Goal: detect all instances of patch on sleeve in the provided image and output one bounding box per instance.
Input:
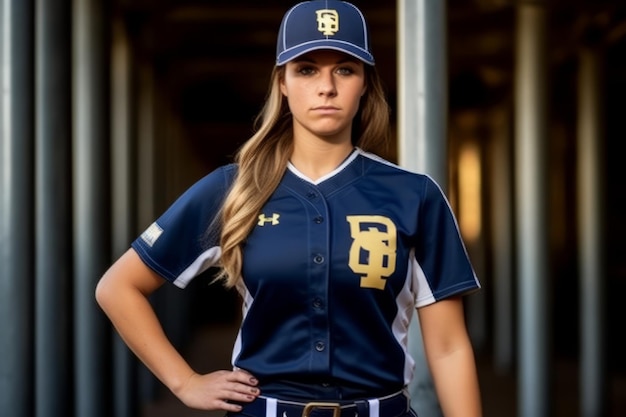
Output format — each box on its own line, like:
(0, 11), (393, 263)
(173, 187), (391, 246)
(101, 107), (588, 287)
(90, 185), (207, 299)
(140, 222), (164, 247)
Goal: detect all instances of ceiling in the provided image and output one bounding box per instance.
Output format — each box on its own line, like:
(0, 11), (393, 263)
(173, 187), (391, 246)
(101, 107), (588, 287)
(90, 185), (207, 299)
(110, 0), (626, 162)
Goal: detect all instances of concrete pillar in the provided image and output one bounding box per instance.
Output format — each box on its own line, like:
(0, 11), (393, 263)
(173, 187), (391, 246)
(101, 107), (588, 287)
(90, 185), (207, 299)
(397, 0), (447, 415)
(489, 109), (515, 373)
(577, 46), (607, 417)
(514, 3), (551, 417)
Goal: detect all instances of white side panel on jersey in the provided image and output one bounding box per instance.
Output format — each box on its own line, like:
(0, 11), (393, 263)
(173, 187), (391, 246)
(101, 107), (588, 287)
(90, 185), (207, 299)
(392, 255), (419, 386)
(411, 256), (436, 308)
(231, 281), (254, 366)
(172, 246), (221, 288)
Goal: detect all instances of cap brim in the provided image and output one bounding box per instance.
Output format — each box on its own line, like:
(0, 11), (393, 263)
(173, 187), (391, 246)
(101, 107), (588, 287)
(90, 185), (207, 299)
(276, 40), (375, 66)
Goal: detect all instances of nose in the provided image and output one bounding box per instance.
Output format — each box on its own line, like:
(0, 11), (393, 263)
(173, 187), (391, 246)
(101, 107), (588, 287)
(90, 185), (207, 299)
(318, 69), (337, 97)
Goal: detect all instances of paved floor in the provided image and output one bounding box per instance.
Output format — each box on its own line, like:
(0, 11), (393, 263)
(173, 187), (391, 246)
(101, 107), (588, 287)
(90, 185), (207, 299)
(142, 322), (626, 417)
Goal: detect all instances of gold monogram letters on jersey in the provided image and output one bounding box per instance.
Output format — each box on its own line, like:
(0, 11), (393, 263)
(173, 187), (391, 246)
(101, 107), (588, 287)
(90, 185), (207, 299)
(316, 9), (339, 36)
(258, 213), (280, 226)
(346, 215), (397, 290)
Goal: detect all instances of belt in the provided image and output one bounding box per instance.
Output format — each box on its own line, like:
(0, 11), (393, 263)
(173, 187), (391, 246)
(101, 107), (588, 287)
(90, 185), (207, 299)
(237, 390), (410, 417)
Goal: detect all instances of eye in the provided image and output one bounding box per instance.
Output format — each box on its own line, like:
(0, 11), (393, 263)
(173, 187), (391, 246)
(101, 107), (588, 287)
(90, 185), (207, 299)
(296, 65), (316, 76)
(336, 67), (354, 75)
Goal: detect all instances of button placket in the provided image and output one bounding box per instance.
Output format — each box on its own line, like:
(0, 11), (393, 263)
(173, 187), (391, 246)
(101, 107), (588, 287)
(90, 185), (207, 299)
(304, 185), (331, 368)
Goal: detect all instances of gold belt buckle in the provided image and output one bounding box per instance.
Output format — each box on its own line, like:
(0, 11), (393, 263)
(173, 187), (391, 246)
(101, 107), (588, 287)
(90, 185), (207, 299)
(302, 402), (341, 417)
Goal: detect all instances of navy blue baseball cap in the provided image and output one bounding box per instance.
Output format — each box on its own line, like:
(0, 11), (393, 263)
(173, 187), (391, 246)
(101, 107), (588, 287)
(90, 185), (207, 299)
(276, 0), (375, 66)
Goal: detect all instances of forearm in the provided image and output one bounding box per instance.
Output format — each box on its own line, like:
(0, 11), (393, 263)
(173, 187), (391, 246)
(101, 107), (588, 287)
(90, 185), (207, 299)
(418, 298), (482, 417)
(428, 344), (482, 417)
(100, 287), (195, 393)
(96, 251), (261, 412)
(95, 251), (196, 395)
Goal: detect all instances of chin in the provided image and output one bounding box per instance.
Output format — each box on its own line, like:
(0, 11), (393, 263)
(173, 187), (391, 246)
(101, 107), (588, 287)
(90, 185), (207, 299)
(313, 125), (351, 138)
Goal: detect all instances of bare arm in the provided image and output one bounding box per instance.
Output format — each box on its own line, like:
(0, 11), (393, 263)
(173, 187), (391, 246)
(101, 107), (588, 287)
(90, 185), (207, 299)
(417, 297), (482, 417)
(95, 248), (259, 411)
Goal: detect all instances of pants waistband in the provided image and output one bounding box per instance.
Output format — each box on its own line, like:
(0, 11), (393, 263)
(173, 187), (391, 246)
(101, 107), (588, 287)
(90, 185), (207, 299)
(237, 390), (410, 417)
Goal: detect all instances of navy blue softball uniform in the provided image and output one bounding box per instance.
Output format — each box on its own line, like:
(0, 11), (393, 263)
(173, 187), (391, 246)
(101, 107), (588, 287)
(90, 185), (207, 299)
(131, 148), (480, 402)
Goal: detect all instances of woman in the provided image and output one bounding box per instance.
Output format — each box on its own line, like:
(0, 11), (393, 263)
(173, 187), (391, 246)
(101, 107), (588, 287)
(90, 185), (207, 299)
(95, 1), (482, 416)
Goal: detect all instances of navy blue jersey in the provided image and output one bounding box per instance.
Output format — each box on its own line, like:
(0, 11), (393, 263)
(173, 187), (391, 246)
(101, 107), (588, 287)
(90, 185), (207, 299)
(132, 148), (480, 400)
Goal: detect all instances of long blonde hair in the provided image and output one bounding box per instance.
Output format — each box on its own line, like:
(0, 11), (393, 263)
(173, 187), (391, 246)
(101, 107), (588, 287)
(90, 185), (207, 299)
(216, 64), (390, 288)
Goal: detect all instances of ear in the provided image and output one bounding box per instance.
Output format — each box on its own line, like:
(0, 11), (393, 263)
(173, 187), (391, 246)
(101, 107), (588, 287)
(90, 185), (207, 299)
(280, 76), (288, 96)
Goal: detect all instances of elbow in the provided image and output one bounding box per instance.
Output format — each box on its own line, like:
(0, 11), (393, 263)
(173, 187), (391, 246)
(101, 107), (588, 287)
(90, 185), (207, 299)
(94, 279), (104, 305)
(95, 274), (114, 311)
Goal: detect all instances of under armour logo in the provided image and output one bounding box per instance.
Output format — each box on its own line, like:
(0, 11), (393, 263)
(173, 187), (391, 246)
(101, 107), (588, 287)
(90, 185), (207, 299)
(316, 9), (339, 36)
(258, 213), (280, 226)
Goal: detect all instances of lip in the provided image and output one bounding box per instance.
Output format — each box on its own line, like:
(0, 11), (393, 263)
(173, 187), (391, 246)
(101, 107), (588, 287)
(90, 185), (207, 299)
(311, 106), (340, 113)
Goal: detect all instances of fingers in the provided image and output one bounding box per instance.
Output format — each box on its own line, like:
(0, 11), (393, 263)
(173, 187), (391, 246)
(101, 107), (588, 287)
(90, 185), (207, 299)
(228, 369), (259, 389)
(209, 370), (260, 413)
(177, 370), (260, 412)
(220, 370), (260, 401)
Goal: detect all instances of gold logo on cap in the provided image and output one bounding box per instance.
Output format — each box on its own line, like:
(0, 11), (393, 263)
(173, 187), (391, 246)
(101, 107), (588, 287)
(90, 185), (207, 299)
(316, 9), (339, 36)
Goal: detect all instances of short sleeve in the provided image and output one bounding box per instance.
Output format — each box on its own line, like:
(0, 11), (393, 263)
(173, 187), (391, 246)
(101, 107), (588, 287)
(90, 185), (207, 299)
(413, 176), (480, 307)
(131, 164), (236, 288)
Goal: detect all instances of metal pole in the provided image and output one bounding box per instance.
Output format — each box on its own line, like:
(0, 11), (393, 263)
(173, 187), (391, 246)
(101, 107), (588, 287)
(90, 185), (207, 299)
(111, 18), (139, 417)
(35, 0), (72, 415)
(577, 47), (606, 417)
(0, 0), (35, 416)
(515, 3), (550, 417)
(136, 63), (161, 403)
(73, 0), (111, 415)
(489, 110), (514, 373)
(397, 0), (447, 182)
(397, 1), (446, 416)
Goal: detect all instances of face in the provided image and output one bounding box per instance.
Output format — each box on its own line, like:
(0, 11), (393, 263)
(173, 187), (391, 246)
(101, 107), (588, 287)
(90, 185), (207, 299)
(280, 50), (366, 143)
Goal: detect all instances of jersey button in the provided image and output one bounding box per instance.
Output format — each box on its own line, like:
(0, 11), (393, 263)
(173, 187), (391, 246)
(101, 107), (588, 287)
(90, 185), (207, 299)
(313, 255), (324, 264)
(306, 192), (317, 199)
(313, 298), (323, 309)
(315, 341), (325, 351)
(313, 216), (324, 224)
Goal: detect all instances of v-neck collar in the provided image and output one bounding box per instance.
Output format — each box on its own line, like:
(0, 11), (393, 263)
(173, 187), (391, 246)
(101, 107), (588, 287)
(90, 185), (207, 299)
(287, 148), (359, 185)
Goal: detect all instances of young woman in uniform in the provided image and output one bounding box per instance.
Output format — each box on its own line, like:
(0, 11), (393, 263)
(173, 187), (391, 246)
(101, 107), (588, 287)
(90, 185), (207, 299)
(96, 1), (483, 416)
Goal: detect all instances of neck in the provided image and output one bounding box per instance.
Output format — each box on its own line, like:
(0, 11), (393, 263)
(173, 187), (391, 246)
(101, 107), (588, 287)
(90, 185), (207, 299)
(290, 136), (354, 182)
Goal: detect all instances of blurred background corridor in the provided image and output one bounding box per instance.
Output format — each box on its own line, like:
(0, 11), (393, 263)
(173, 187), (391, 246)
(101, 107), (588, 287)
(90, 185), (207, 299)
(1, 0), (626, 416)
